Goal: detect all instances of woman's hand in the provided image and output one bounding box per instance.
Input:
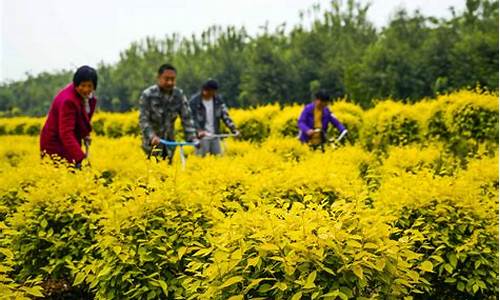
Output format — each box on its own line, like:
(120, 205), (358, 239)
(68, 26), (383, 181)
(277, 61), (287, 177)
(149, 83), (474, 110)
(84, 136), (91, 146)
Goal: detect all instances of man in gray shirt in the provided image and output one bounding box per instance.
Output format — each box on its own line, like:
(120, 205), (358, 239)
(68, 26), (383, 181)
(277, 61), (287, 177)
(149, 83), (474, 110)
(139, 64), (198, 163)
(189, 79), (239, 156)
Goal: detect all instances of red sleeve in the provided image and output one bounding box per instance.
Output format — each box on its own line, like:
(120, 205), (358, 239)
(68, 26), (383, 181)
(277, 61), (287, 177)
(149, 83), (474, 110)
(89, 97), (97, 119)
(58, 100), (85, 163)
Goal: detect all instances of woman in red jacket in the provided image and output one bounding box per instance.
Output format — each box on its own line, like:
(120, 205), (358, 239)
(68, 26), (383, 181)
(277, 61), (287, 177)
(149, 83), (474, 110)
(40, 66), (98, 167)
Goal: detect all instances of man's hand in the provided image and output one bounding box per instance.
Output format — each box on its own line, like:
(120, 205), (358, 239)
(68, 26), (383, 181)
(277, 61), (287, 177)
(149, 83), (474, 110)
(197, 130), (210, 138)
(151, 135), (161, 146)
(306, 129), (315, 136)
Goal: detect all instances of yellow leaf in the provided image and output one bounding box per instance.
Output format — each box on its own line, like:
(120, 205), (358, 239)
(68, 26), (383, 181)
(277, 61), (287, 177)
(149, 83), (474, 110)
(178, 246), (187, 260)
(363, 242), (378, 249)
(21, 286), (44, 297)
(291, 291), (303, 300)
(375, 259), (386, 271)
(244, 278), (273, 293)
(246, 256), (260, 268)
(159, 280), (168, 296)
(97, 266), (112, 278)
(352, 265), (364, 279)
(408, 270), (420, 281)
(259, 243), (279, 252)
(112, 246), (121, 256)
(303, 271), (317, 289)
(73, 272), (86, 286)
(193, 247), (212, 257)
(0, 248), (14, 259)
(274, 282), (287, 291)
(346, 240), (362, 248)
(219, 276), (244, 289)
(420, 261), (433, 272)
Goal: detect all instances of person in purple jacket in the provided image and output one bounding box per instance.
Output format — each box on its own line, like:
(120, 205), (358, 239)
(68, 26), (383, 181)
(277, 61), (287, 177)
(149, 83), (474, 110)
(298, 90), (347, 150)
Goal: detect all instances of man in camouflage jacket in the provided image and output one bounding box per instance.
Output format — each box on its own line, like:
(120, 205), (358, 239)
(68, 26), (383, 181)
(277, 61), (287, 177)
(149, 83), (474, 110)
(139, 64), (197, 162)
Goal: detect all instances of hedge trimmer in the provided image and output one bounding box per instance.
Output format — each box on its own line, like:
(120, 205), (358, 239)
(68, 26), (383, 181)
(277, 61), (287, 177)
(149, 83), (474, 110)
(328, 129), (348, 148)
(83, 137), (91, 167)
(201, 133), (238, 140)
(313, 128), (348, 149)
(201, 132), (239, 154)
(159, 139), (198, 169)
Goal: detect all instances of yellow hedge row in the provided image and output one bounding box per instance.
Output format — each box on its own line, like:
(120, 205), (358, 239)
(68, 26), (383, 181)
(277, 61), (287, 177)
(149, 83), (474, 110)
(0, 89), (497, 148)
(0, 135), (498, 299)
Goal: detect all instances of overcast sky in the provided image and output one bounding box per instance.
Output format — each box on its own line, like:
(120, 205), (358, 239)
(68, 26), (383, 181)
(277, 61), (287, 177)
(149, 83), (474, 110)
(1, 0), (465, 83)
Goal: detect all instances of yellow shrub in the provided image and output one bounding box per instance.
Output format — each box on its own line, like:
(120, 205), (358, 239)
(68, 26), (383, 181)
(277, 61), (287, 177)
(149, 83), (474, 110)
(0, 135), (497, 299)
(269, 105), (302, 138)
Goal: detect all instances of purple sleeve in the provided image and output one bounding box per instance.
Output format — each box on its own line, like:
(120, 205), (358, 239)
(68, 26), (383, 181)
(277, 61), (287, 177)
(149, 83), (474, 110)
(298, 107), (311, 133)
(328, 111), (346, 132)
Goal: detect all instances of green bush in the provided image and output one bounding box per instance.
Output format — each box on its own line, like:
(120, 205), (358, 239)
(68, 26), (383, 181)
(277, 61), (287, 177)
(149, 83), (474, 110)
(449, 104), (499, 142)
(426, 111), (451, 140)
(92, 118), (106, 136)
(13, 123), (26, 135)
(0, 124), (6, 135)
(0, 245), (44, 299)
(238, 118), (270, 142)
(75, 200), (211, 299)
(393, 202), (498, 299)
(104, 121), (124, 138)
(279, 117), (299, 137)
(188, 201), (429, 299)
(0, 91), (498, 150)
(427, 90), (499, 144)
(362, 101), (422, 151)
(25, 123), (41, 136)
(4, 192), (100, 297)
(375, 169), (499, 299)
(124, 122), (140, 136)
(330, 101), (364, 143)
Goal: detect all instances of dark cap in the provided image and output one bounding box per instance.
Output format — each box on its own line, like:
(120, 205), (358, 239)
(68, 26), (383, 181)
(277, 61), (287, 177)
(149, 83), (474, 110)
(314, 89), (331, 102)
(202, 79), (219, 90)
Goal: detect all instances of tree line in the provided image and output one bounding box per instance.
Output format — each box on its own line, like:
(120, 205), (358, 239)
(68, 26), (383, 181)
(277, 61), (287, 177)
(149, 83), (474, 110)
(0, 0), (497, 117)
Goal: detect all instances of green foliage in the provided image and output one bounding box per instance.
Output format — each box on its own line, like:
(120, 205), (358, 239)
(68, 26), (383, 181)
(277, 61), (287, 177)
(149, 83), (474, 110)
(0, 242), (43, 300)
(374, 158), (499, 299)
(0, 1), (498, 116)
(189, 201), (429, 299)
(75, 201), (211, 299)
(279, 117), (299, 138)
(6, 194), (99, 283)
(237, 119), (270, 143)
(394, 202), (498, 299)
(0, 134), (497, 300)
(449, 104), (499, 142)
(1, 90), (498, 157)
(361, 101), (422, 151)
